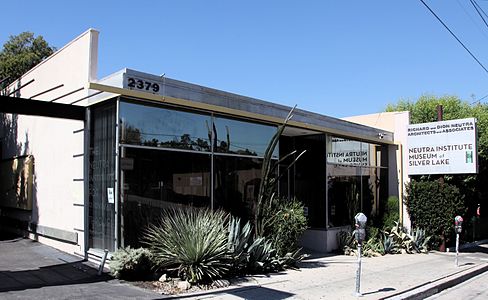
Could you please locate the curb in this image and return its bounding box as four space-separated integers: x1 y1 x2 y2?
382 263 488 300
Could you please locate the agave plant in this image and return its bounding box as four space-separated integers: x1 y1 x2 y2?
409 228 431 253
227 217 253 273
387 221 415 254
246 236 278 272
143 207 231 283
383 235 399 254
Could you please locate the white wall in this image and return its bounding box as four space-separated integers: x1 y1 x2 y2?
7 29 99 105
0 29 100 255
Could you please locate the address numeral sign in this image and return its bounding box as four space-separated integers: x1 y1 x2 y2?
127 77 160 93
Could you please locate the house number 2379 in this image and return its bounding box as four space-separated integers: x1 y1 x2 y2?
127 77 160 93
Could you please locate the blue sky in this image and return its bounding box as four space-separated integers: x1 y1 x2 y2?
2 1 488 118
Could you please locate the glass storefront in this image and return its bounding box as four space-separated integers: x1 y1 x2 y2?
326 136 388 228
117 99 277 247
88 97 389 250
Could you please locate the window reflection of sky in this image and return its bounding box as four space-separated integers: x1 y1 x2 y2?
120 102 210 144
119 101 277 157
214 117 277 157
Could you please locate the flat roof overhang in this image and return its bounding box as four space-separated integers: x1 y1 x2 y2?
0 95 85 120
89 69 395 145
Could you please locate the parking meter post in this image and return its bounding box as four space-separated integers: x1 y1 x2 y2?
454 216 463 267
455 233 459 267
354 213 367 297
355 242 362 296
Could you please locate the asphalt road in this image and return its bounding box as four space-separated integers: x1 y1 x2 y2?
426 271 488 300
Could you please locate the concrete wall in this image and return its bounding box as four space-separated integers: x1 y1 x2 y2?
300 227 350 253
0 113 85 255
343 111 411 229
0 29 99 255
6 29 99 106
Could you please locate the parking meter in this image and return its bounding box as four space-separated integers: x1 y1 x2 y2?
454 215 463 267
455 216 463 234
354 212 367 296
354 213 367 244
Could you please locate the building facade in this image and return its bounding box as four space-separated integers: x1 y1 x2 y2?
0 29 402 259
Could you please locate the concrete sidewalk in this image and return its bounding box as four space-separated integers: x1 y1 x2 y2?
0 237 159 300
0 236 487 299
169 243 488 300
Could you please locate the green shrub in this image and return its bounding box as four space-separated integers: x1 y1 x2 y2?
382 196 400 229
143 207 231 283
337 230 355 253
405 180 466 240
266 197 308 257
109 247 153 280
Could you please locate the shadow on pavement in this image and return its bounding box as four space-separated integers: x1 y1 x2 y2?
168 286 295 300
460 245 488 254
0 236 112 293
0 262 111 293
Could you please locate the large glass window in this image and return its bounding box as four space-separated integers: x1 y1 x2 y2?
213 116 277 157
119 101 211 151
213 156 263 222
326 136 387 228
121 147 211 247
116 100 278 248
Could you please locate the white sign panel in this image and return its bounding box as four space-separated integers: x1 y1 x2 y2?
407 118 477 175
107 188 115 204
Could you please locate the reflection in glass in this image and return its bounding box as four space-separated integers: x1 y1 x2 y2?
119 101 211 151
213 117 277 157
326 136 388 228
213 155 263 222
89 103 116 251
121 147 211 247
327 165 373 227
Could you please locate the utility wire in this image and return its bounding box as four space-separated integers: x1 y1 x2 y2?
419 0 488 74
472 93 488 104
470 0 488 29
473 0 488 20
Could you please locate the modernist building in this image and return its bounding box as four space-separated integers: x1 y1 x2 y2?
0 29 407 260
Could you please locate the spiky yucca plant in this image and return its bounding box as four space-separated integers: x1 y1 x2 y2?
143 207 231 283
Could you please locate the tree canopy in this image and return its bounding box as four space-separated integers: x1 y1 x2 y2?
0 32 55 88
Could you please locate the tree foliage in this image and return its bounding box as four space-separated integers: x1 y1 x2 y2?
0 32 55 88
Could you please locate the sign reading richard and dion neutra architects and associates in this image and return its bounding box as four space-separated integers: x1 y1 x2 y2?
407 118 478 175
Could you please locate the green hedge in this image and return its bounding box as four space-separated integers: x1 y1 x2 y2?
405 179 465 240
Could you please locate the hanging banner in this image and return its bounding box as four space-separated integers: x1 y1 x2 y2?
407 118 478 175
